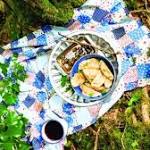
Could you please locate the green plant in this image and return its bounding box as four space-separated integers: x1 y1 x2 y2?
125 0 137 10
60 75 73 92
0 103 30 150
66 130 94 150
0 0 86 45
0 54 30 149
127 89 142 107
0 54 27 105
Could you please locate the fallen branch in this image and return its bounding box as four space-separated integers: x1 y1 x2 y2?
132 113 138 125
130 9 150 14
144 0 148 10
89 127 97 135
141 87 150 124
71 143 76 150
94 126 101 150
121 123 127 150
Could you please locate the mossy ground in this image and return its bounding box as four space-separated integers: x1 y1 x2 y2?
65 87 150 150
0 0 150 150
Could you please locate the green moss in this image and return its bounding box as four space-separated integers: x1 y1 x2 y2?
0 0 86 45
65 88 150 150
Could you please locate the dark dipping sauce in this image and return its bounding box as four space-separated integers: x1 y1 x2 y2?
45 120 64 140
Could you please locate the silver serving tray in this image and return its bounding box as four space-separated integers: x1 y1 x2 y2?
49 30 122 106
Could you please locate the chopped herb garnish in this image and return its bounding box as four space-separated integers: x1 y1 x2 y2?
101 89 108 95
88 93 94 97
60 75 74 93
78 70 83 73
60 75 69 87
83 62 88 67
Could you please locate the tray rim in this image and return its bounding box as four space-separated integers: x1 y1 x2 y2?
49 30 123 106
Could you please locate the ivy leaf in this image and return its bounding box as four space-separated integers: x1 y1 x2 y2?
128 89 142 107
11 83 20 93
0 63 8 76
3 93 17 105
131 140 139 148
0 54 29 149
6 125 23 138
0 142 14 150
18 141 31 149
0 81 5 92
0 107 29 149
13 64 27 82
0 103 7 116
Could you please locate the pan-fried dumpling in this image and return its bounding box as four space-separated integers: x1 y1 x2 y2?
91 70 105 87
83 69 99 82
100 61 113 80
79 58 100 70
85 81 106 92
104 77 112 88
84 83 92 88
80 84 100 97
71 73 85 87
92 85 106 92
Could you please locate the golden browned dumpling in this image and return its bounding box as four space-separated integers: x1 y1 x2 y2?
79 58 100 70
100 61 113 80
92 85 106 92
85 81 106 92
84 83 92 88
71 57 114 97
83 69 99 82
91 70 105 87
71 73 85 87
80 84 100 97
104 77 112 88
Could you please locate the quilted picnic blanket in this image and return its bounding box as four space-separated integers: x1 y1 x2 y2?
0 0 150 149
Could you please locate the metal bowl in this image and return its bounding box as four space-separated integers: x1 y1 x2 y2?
70 54 117 101
49 30 122 106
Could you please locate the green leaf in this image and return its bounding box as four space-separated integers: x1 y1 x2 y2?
0 63 8 76
0 104 7 116
128 89 142 107
11 83 20 93
60 75 69 87
3 93 17 105
88 93 94 97
4 111 18 125
6 125 23 138
18 141 30 150
131 140 139 148
0 142 14 150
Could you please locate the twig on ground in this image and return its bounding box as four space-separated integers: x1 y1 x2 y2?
141 87 150 124
94 126 101 150
89 127 97 135
132 113 138 125
144 0 148 10
71 143 76 150
130 9 150 13
121 123 127 150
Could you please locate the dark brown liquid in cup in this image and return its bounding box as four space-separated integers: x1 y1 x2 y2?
45 120 64 140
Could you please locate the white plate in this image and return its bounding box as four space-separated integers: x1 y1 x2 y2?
49 30 122 106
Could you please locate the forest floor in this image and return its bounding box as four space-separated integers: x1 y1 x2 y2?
0 0 150 150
